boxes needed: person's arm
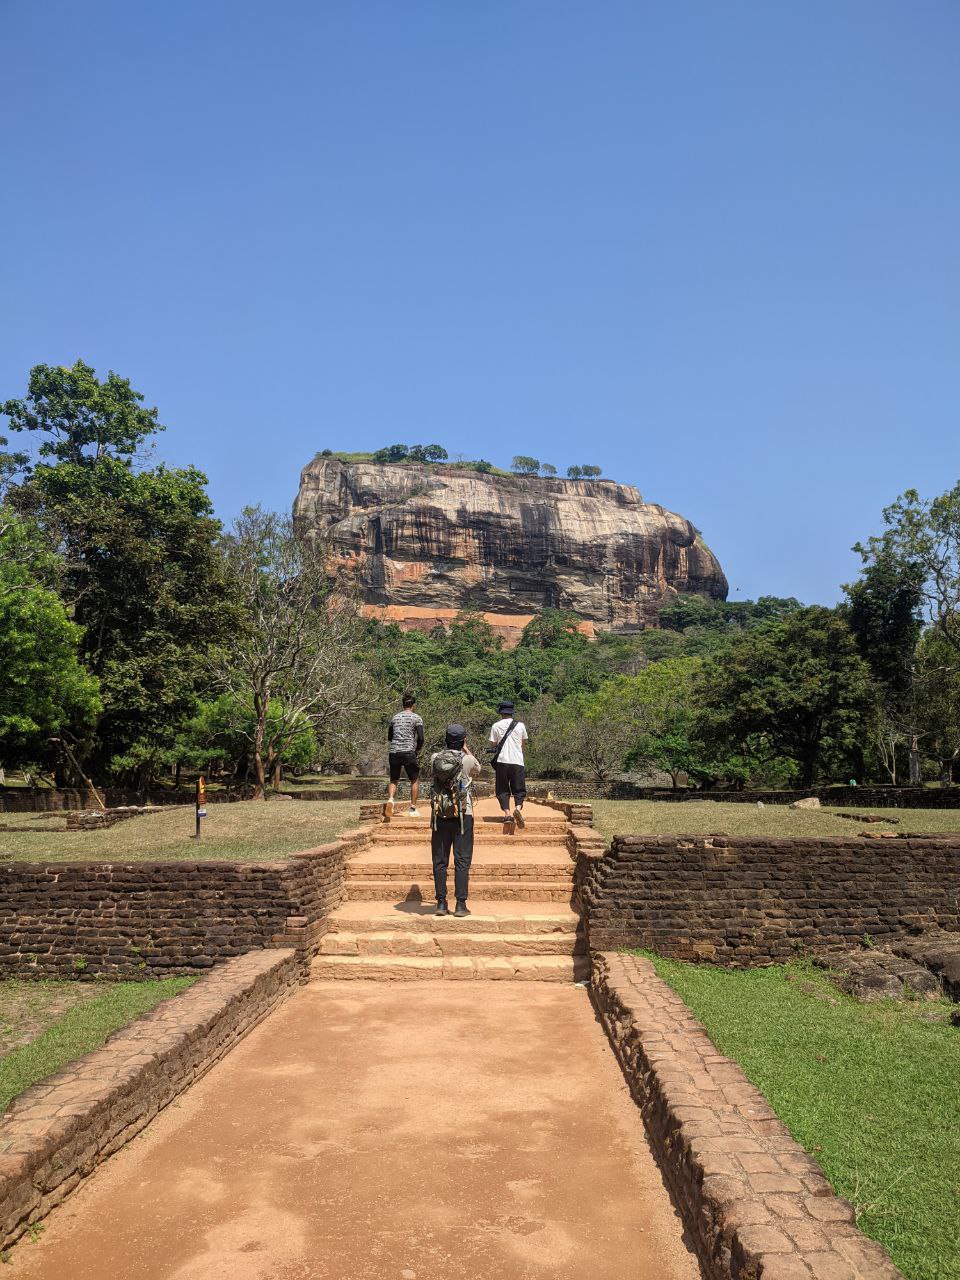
[387,717,394,744]
[415,718,424,752]
[521,724,529,744]
[464,751,481,778]
[488,723,499,745]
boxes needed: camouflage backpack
[430,749,464,831]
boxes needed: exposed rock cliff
[294,458,727,639]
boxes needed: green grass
[647,956,960,1280]
[0,798,362,861]
[0,977,195,1112]
[591,799,960,841]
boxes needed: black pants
[431,816,474,904]
[495,763,526,811]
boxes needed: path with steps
[314,797,589,982]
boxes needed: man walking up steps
[429,724,481,917]
[489,699,529,828]
[385,692,424,818]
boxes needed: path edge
[0,948,299,1252]
[591,951,904,1280]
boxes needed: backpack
[430,749,465,832]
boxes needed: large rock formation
[294,457,727,642]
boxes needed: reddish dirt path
[11,983,701,1280]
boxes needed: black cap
[445,723,466,748]
[497,700,515,716]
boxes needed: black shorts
[389,751,420,783]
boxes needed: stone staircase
[312,798,587,982]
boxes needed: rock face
[294,458,727,639]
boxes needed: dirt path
[11,983,701,1280]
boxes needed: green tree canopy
[698,607,871,787]
[856,483,960,656]
[0,509,100,772]
[2,360,162,467]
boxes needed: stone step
[345,880,576,903]
[371,828,569,846]
[376,819,570,839]
[309,954,590,982]
[326,901,580,934]
[347,861,573,881]
[319,930,585,958]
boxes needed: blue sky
[2,1,957,603]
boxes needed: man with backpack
[488,699,529,827]
[385,692,424,818]
[429,724,481,917]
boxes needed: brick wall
[529,780,960,807]
[593,953,903,1278]
[578,834,960,963]
[0,828,371,979]
[0,949,300,1250]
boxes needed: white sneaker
[408,807,420,817]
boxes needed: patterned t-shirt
[389,710,424,755]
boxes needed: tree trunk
[908,734,921,786]
[174,761,182,790]
[252,691,268,800]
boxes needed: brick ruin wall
[578,835,960,963]
[0,829,371,979]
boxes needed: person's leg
[495,763,511,815]
[406,756,420,812]
[513,765,527,809]
[431,820,455,909]
[453,815,474,910]
[386,755,401,815]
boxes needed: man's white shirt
[489,718,528,766]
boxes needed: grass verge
[646,956,960,1280]
[591,799,960,841]
[0,977,195,1112]
[0,799,362,862]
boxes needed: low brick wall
[526,780,960,807]
[579,834,960,963]
[0,827,373,979]
[593,952,903,1279]
[0,949,299,1250]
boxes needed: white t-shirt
[489,718,528,767]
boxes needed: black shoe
[436,901,449,916]
[454,901,469,918]
[514,808,525,828]
[500,810,512,823]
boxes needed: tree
[0,433,28,497]
[220,508,374,797]
[844,551,925,782]
[580,465,602,478]
[423,444,448,461]
[698,607,871,787]
[855,484,960,656]
[6,360,237,783]
[2,360,162,466]
[372,443,409,463]
[0,509,100,774]
[511,456,540,475]
[626,658,703,787]
[173,693,318,786]
[566,466,584,480]
[540,463,557,477]
[473,459,494,473]
[915,631,960,786]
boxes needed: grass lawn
[0,977,195,1112]
[591,799,960,841]
[648,956,960,1280]
[0,799,362,862]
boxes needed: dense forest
[2,362,959,794]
